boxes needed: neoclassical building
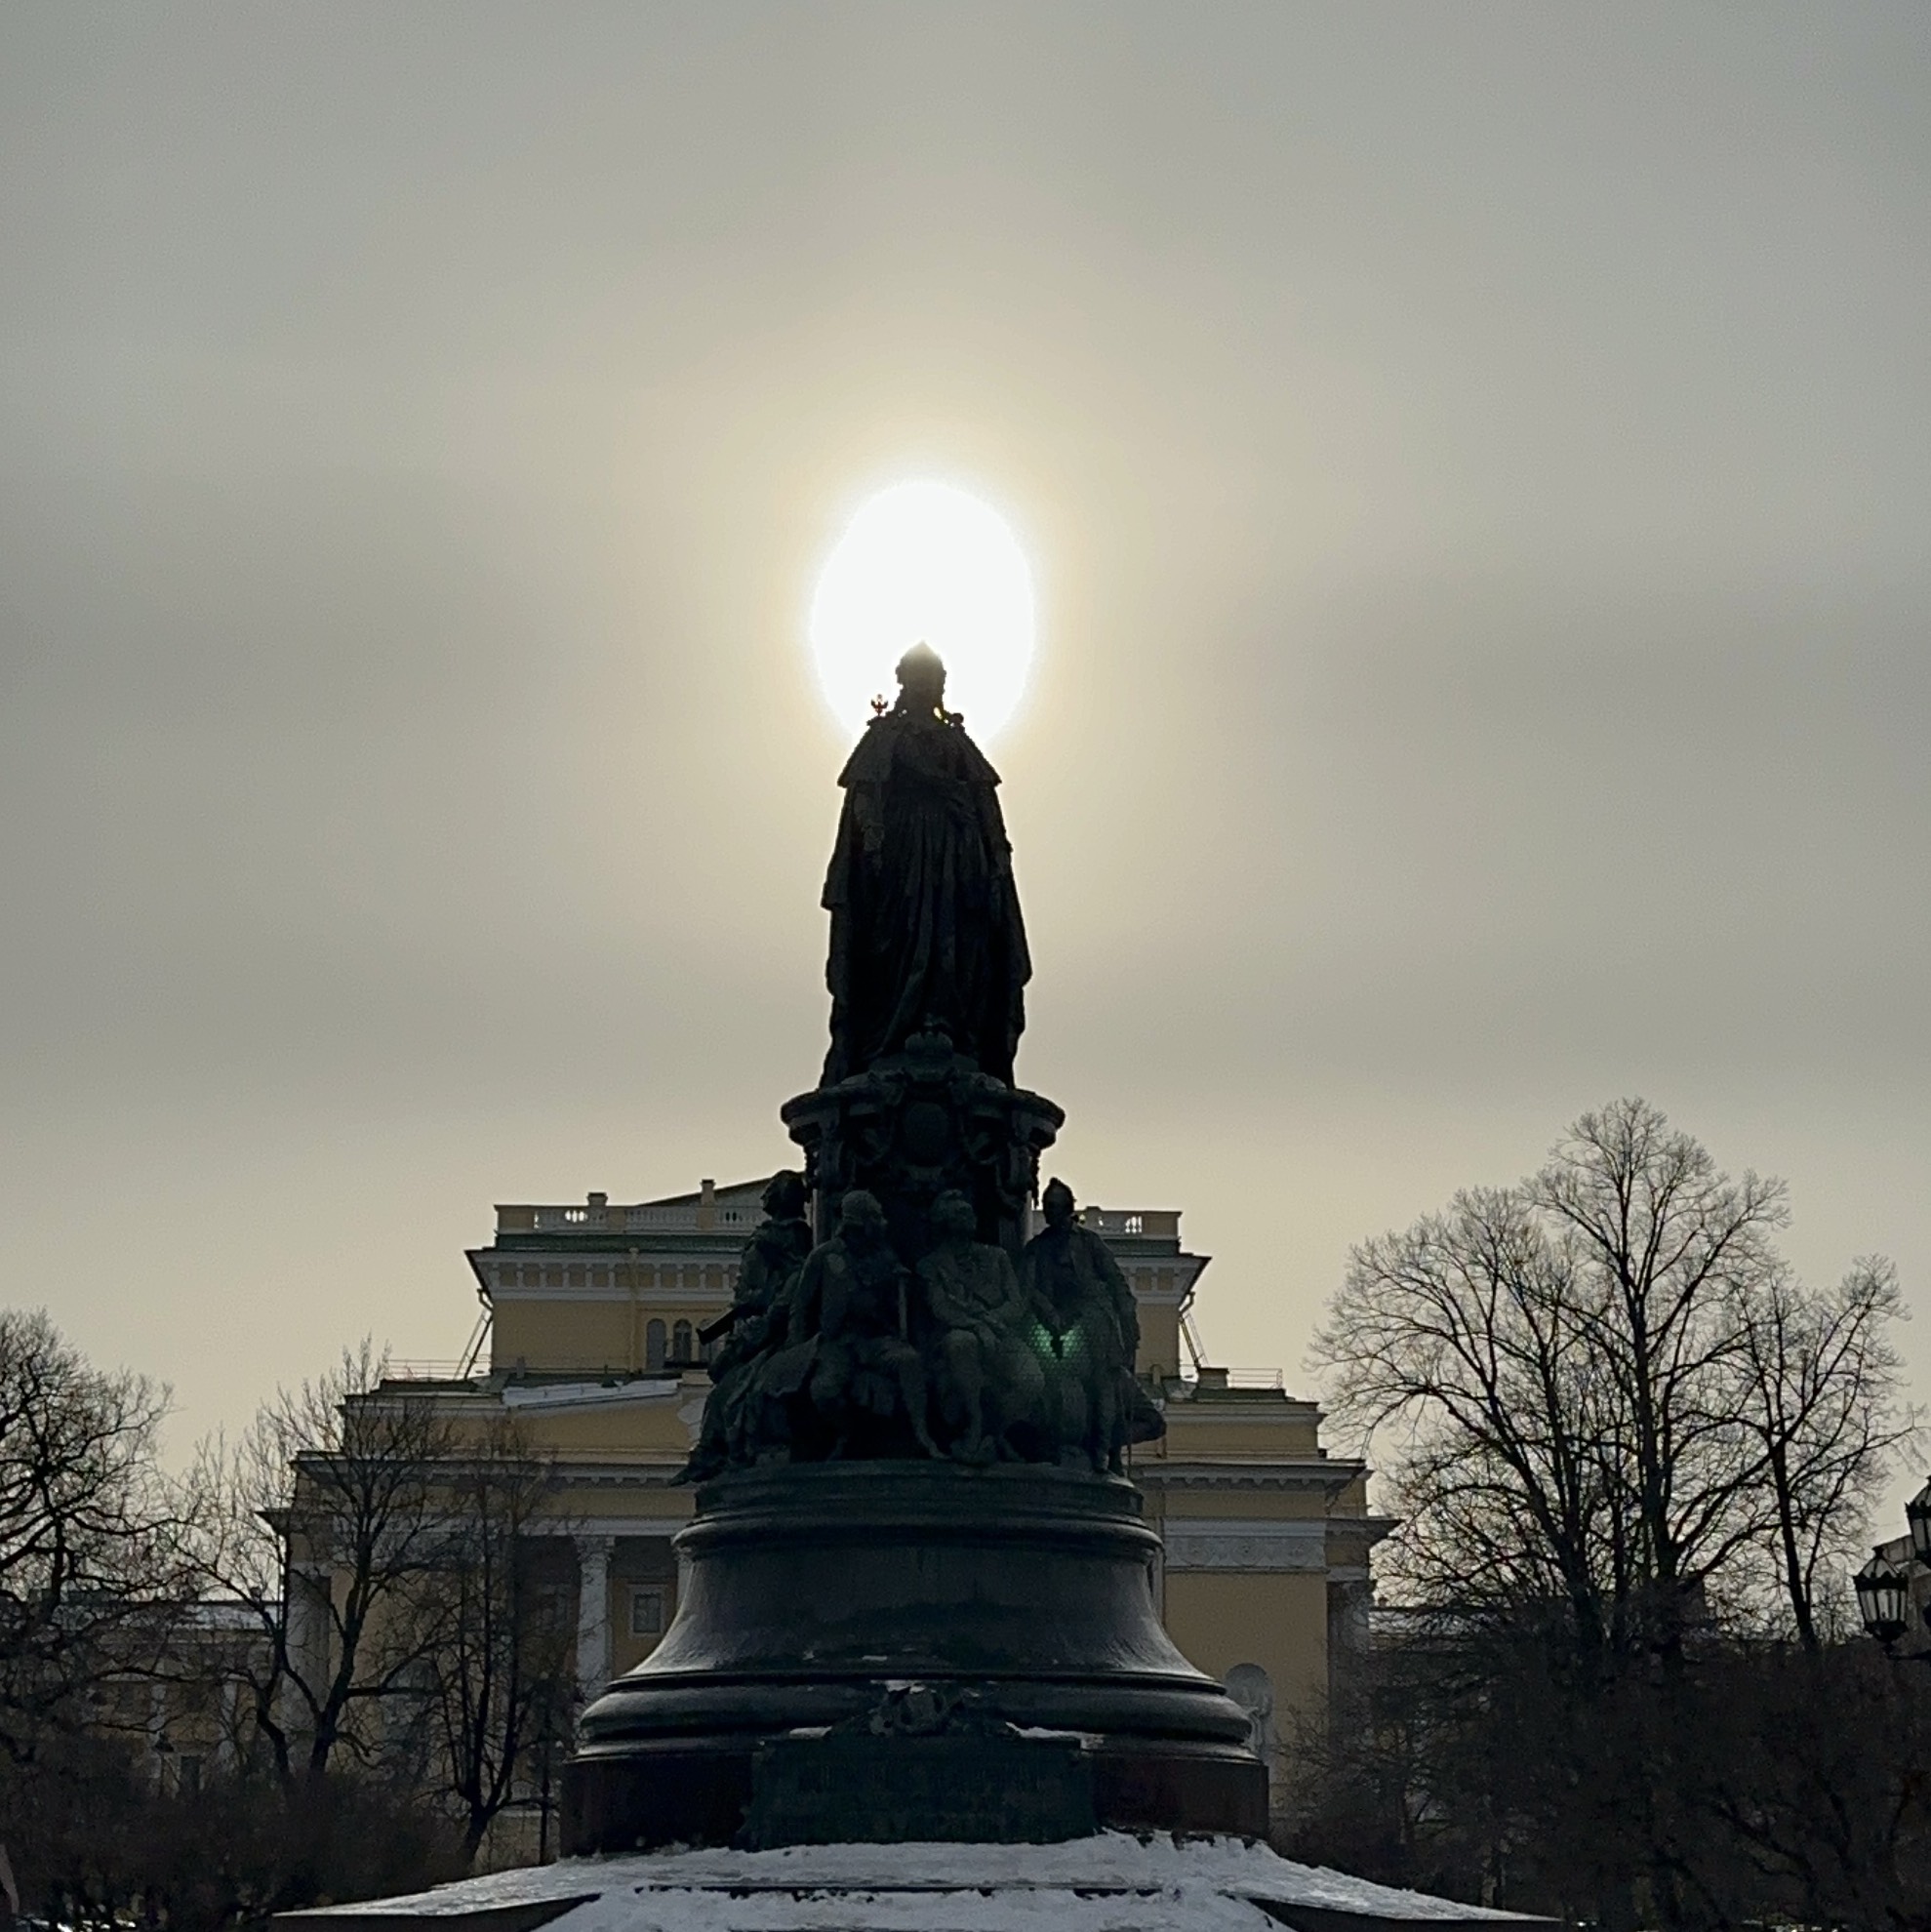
[359,1175,1388,1828]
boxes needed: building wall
[1161,1568,1329,1792]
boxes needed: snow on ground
[287,1833,1557,1931]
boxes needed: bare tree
[1733,1256,1916,1648]
[1307,1099,1918,1931]
[1312,1099,1903,1653]
[417,1417,575,1860]
[1531,1099,1790,1652]
[0,1309,190,1762]
[193,1342,459,1781]
[1312,1179,1625,1644]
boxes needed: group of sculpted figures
[684,1172,1164,1480]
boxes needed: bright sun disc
[809,481,1036,742]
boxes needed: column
[148,1679,171,1791]
[286,1569,332,1696]
[575,1535,615,1701]
[216,1676,242,1773]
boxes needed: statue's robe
[822,704,1030,1086]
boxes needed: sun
[808,480,1036,742]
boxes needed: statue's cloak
[822,705,1030,1086]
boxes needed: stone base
[744,1728,1096,1846]
[565,1462,1267,1852]
[276,1835,1564,1932]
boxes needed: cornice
[1135,1459,1367,1497]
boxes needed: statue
[822,645,1030,1087]
[675,689,1165,1481]
[682,1171,813,1480]
[919,1189,1049,1464]
[1021,1179,1165,1473]
[795,1189,939,1459]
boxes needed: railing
[382,1360,478,1384]
[1185,1366,1288,1393]
[533,1207,608,1231]
[1076,1208,1181,1240]
[512,1202,765,1235]
[510,1199,1178,1241]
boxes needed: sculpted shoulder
[835,711,902,788]
[836,707,1001,790]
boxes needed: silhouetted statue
[1022,1178,1166,1472]
[798,1189,939,1459]
[920,1189,1048,1464]
[683,1171,813,1480]
[822,644,1030,1086]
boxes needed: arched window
[671,1320,695,1364]
[645,1319,666,1371]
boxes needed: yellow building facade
[381,1175,1388,1826]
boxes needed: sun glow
[809,481,1036,742]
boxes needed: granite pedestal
[564,1461,1266,1852]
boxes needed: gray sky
[3,5,1927,1498]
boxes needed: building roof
[485,1179,1194,1261]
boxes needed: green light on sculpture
[1025,1319,1086,1363]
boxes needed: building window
[671,1320,695,1363]
[645,1319,667,1371]
[629,1588,665,1636]
[1125,1214,1144,1234]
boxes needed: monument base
[565,1462,1266,1852]
[277,1834,1563,1932]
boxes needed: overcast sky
[3,5,1926,1493]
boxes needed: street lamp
[1855,1552,1912,1645]
[1907,1479,1931,1566]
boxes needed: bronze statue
[1022,1179,1165,1472]
[674,691,1167,1478]
[822,645,1030,1086]
[919,1189,1048,1464]
[797,1189,939,1459]
[682,1171,813,1480]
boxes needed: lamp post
[1856,1478,1931,1652]
[1855,1552,1913,1645]
[1906,1479,1931,1566]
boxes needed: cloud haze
[1,5,1926,1479]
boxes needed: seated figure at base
[799,1188,940,1460]
[919,1188,1050,1464]
[682,1170,813,1480]
[1022,1178,1166,1474]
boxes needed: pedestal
[780,1029,1064,1262]
[563,1462,1266,1852]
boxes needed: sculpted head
[838,1188,887,1243]
[762,1169,808,1221]
[1042,1178,1076,1229]
[931,1188,977,1245]
[895,642,947,716]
